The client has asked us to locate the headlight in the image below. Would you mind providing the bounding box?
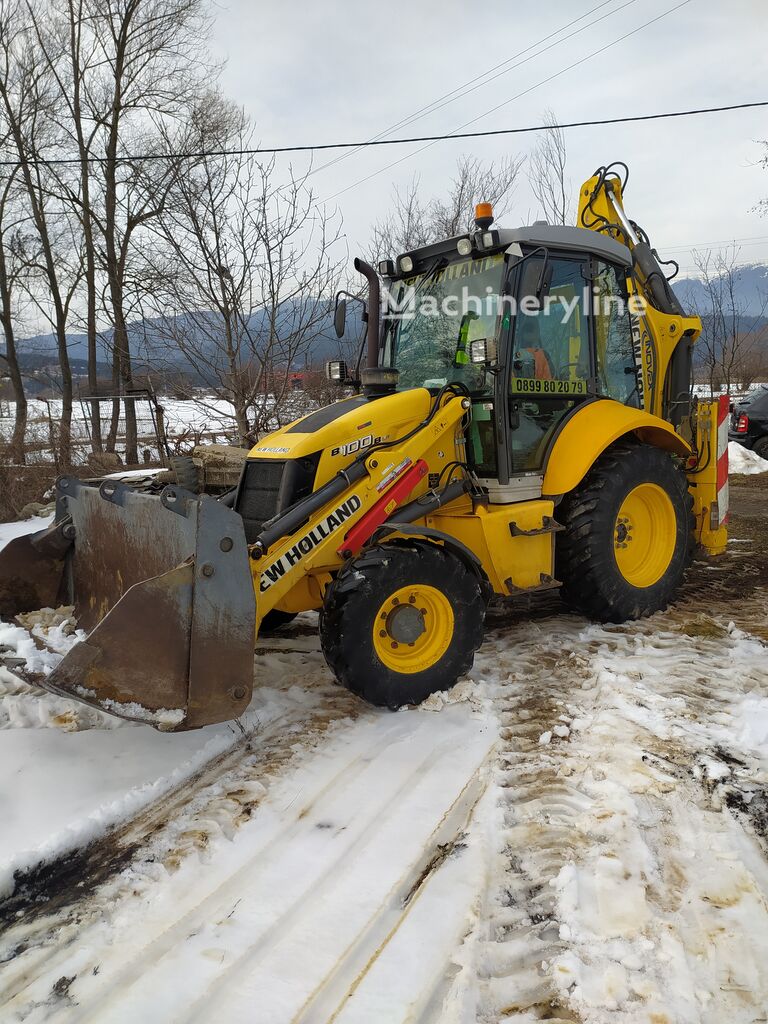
[325,360,348,382]
[469,338,498,365]
[397,255,414,274]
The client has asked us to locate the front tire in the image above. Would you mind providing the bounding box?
[260,609,298,633]
[556,443,694,623]
[319,543,486,709]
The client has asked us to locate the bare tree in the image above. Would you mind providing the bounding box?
[72,0,211,463]
[0,162,27,459]
[0,0,81,465]
[690,246,768,392]
[29,0,105,451]
[22,0,213,462]
[370,154,525,259]
[145,103,344,445]
[756,140,768,218]
[731,334,768,390]
[528,109,571,225]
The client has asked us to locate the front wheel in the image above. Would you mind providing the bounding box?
[556,443,694,623]
[319,543,486,709]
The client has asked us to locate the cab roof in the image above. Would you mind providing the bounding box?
[393,222,632,278]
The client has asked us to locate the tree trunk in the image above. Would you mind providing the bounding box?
[0,212,25,461]
[0,315,26,461]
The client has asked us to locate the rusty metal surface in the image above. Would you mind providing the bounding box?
[60,478,198,633]
[0,524,68,617]
[49,563,195,717]
[34,478,256,730]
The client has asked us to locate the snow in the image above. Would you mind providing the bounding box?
[1,509,768,1021]
[729,440,768,475]
[0,719,241,898]
[100,466,166,480]
[74,689,185,728]
[0,394,316,463]
[0,514,53,550]
[455,605,768,1024]
[0,685,496,1022]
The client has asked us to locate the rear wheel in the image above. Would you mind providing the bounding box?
[753,436,768,461]
[556,443,694,623]
[319,543,486,708]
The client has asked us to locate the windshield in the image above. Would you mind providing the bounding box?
[382,254,506,392]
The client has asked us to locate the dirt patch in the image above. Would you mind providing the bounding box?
[724,786,768,849]
[0,832,143,932]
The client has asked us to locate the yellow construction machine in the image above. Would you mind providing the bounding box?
[0,163,729,729]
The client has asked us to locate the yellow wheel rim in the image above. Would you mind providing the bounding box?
[372,584,454,674]
[614,482,676,588]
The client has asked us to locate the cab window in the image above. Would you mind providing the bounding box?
[507,256,590,472]
[593,261,640,407]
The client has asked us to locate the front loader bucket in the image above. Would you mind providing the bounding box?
[0,478,256,730]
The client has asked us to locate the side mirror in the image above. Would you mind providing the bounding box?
[334,298,347,339]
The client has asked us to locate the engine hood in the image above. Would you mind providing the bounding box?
[247,388,433,487]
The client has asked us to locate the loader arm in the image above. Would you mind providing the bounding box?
[250,390,471,629]
[0,389,471,731]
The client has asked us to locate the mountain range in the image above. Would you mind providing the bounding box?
[3,263,767,382]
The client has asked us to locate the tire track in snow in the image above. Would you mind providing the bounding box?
[0,642,496,1024]
[0,643,365,1006]
[55,716,428,1023]
[464,560,768,1022]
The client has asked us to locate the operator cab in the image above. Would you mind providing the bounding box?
[376,211,636,502]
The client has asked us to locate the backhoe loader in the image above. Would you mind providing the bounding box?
[0,163,728,730]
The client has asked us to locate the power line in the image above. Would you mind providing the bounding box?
[7,96,757,171]
[656,234,768,253]
[309,0,636,179]
[323,0,697,201]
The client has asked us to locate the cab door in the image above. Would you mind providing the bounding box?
[499,253,593,485]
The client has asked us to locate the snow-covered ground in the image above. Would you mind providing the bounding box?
[729,440,768,475]
[0,492,767,1022]
[0,394,317,463]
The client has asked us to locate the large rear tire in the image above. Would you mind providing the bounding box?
[319,542,486,709]
[556,443,694,623]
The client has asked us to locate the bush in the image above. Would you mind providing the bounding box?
[0,449,58,523]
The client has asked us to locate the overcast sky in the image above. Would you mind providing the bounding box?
[207,0,768,280]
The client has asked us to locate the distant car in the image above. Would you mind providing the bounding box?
[729,385,768,460]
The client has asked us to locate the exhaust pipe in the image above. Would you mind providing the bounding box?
[354,257,381,368]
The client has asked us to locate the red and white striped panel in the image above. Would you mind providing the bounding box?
[716,394,729,525]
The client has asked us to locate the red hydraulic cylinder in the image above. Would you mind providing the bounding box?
[337,458,429,558]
